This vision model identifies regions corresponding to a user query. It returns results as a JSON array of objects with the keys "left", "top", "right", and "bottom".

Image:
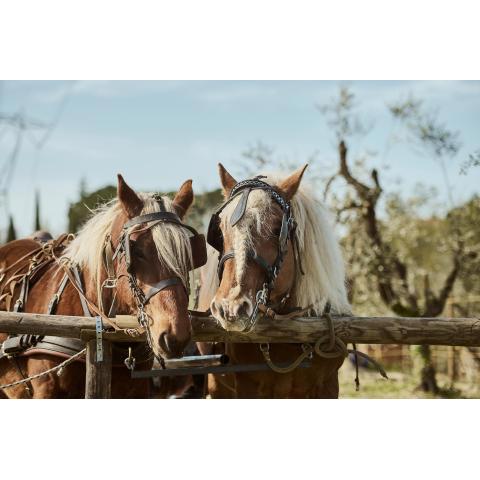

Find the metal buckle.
[
  {"left": 103, "top": 278, "right": 117, "bottom": 289},
  {"left": 13, "top": 299, "right": 23, "bottom": 312},
  {"left": 124, "top": 347, "right": 136, "bottom": 371},
  {"left": 95, "top": 316, "right": 103, "bottom": 362}
]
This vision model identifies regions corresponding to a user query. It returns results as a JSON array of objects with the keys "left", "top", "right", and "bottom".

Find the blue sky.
[{"left": 0, "top": 80, "right": 479, "bottom": 237}]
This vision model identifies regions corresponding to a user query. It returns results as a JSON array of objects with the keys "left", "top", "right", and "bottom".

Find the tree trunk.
[{"left": 417, "top": 344, "right": 439, "bottom": 394}]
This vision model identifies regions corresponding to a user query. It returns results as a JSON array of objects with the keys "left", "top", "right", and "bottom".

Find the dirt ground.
[{"left": 339, "top": 359, "right": 480, "bottom": 399}]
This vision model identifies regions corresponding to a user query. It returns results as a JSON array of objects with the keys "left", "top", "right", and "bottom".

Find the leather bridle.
[
  {"left": 103, "top": 198, "right": 207, "bottom": 365},
  {"left": 207, "top": 177, "right": 303, "bottom": 331}
]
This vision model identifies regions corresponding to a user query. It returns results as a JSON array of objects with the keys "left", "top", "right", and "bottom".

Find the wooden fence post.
[{"left": 85, "top": 339, "right": 112, "bottom": 399}]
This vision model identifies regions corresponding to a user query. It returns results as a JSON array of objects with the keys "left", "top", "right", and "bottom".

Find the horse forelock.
[{"left": 64, "top": 193, "right": 193, "bottom": 294}]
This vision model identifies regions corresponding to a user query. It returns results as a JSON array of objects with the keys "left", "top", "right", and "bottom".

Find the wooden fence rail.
[
  {"left": 1, "top": 311, "right": 479, "bottom": 346},
  {"left": 1, "top": 311, "right": 480, "bottom": 398}
]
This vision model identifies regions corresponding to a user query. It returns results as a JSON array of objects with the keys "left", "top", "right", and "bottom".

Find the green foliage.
[
  {"left": 460, "top": 150, "right": 480, "bottom": 175},
  {"left": 67, "top": 181, "right": 223, "bottom": 234},
  {"left": 389, "top": 95, "right": 461, "bottom": 158},
  {"left": 343, "top": 192, "right": 480, "bottom": 316},
  {"left": 68, "top": 184, "right": 117, "bottom": 233},
  {"left": 187, "top": 188, "right": 223, "bottom": 231}
]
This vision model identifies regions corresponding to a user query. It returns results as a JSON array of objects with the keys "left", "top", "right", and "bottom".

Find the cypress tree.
[
  {"left": 34, "top": 190, "right": 41, "bottom": 231},
  {"left": 7, "top": 216, "right": 17, "bottom": 242}
]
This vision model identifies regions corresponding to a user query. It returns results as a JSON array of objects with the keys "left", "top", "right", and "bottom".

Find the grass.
[{"left": 339, "top": 361, "right": 480, "bottom": 399}]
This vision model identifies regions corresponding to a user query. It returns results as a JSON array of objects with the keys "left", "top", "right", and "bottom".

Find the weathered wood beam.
[
  {"left": 1, "top": 311, "right": 480, "bottom": 347},
  {"left": 85, "top": 339, "right": 112, "bottom": 399},
  {"left": 191, "top": 315, "right": 480, "bottom": 347}
]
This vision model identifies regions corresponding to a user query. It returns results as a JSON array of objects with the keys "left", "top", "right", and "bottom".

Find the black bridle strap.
[
  {"left": 124, "top": 212, "right": 181, "bottom": 229},
  {"left": 218, "top": 250, "right": 275, "bottom": 281},
  {"left": 144, "top": 277, "right": 184, "bottom": 304},
  {"left": 123, "top": 211, "right": 199, "bottom": 236}
]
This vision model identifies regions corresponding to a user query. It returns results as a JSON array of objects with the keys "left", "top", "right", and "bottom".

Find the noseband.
[
  {"left": 207, "top": 177, "right": 302, "bottom": 331},
  {"left": 103, "top": 197, "right": 207, "bottom": 365}
]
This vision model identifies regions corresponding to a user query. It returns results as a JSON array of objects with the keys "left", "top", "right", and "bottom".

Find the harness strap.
[
  {"left": 217, "top": 251, "right": 235, "bottom": 278},
  {"left": 218, "top": 250, "right": 275, "bottom": 280},
  {"left": 55, "top": 262, "right": 120, "bottom": 330},
  {"left": 0, "top": 246, "right": 43, "bottom": 276},
  {"left": 13, "top": 275, "right": 29, "bottom": 312},
  {"left": 144, "top": 277, "right": 184, "bottom": 304},
  {"left": 47, "top": 273, "right": 69, "bottom": 315},
  {"left": 71, "top": 265, "right": 92, "bottom": 318}
]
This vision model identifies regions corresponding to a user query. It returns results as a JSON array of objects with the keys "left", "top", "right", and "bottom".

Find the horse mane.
[
  {"left": 64, "top": 193, "right": 193, "bottom": 292},
  {"left": 201, "top": 172, "right": 352, "bottom": 315}
]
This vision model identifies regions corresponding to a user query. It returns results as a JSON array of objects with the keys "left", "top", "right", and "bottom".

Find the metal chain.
[
  {"left": 259, "top": 312, "right": 387, "bottom": 385},
  {"left": 260, "top": 343, "right": 313, "bottom": 374},
  {"left": 0, "top": 348, "right": 87, "bottom": 391}
]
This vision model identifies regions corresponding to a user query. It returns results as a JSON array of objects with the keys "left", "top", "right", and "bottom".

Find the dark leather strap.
[
  {"left": 124, "top": 212, "right": 196, "bottom": 231},
  {"left": 144, "top": 277, "right": 184, "bottom": 304},
  {"left": 230, "top": 188, "right": 251, "bottom": 226},
  {"left": 13, "top": 275, "right": 29, "bottom": 312},
  {"left": 24, "top": 336, "right": 85, "bottom": 358},
  {"left": 217, "top": 251, "right": 274, "bottom": 280},
  {"left": 47, "top": 273, "right": 69, "bottom": 315},
  {"left": 217, "top": 252, "right": 235, "bottom": 278},
  {"left": 71, "top": 265, "right": 92, "bottom": 317}
]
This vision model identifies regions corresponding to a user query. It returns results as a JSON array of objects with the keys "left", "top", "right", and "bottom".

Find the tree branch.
[
  {"left": 425, "top": 256, "right": 460, "bottom": 316},
  {"left": 338, "top": 140, "right": 371, "bottom": 199}
]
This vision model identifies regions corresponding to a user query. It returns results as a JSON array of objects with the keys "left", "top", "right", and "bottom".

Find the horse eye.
[
  {"left": 271, "top": 225, "right": 282, "bottom": 237},
  {"left": 132, "top": 243, "right": 147, "bottom": 260}
]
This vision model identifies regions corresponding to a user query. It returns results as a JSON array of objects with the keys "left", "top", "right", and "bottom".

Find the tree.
[
  {"left": 6, "top": 216, "right": 16, "bottom": 242},
  {"left": 320, "top": 88, "right": 470, "bottom": 394},
  {"left": 460, "top": 150, "right": 480, "bottom": 175},
  {"left": 34, "top": 190, "right": 41, "bottom": 231},
  {"left": 68, "top": 183, "right": 117, "bottom": 233},
  {"left": 67, "top": 180, "right": 223, "bottom": 233}
]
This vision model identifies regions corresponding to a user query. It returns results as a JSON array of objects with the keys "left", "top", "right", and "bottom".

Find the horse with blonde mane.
[
  {"left": 197, "top": 164, "right": 351, "bottom": 398},
  {"left": 0, "top": 175, "right": 205, "bottom": 398}
]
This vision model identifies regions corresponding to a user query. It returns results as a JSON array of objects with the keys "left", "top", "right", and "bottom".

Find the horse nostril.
[
  {"left": 159, "top": 332, "right": 178, "bottom": 356},
  {"left": 216, "top": 302, "right": 225, "bottom": 320},
  {"left": 159, "top": 332, "right": 189, "bottom": 359},
  {"left": 236, "top": 301, "right": 250, "bottom": 318}
]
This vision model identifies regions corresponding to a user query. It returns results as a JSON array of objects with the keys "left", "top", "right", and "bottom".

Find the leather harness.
[
  {"left": 207, "top": 176, "right": 307, "bottom": 330},
  {"left": 0, "top": 196, "right": 208, "bottom": 370}
]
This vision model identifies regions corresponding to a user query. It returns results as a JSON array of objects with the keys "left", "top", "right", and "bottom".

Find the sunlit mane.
[
  {"left": 65, "top": 193, "right": 193, "bottom": 296},
  {"left": 201, "top": 173, "right": 352, "bottom": 315}
]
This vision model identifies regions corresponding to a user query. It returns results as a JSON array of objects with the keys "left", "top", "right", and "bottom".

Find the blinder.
[
  {"left": 207, "top": 212, "right": 223, "bottom": 253},
  {"left": 207, "top": 178, "right": 294, "bottom": 257},
  {"left": 122, "top": 211, "right": 207, "bottom": 274}
]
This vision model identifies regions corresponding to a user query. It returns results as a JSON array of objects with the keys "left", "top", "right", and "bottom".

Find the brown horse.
[
  {"left": 197, "top": 164, "right": 352, "bottom": 398},
  {"left": 0, "top": 174, "right": 204, "bottom": 399}
]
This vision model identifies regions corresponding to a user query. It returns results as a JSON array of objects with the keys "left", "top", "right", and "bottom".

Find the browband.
[
  {"left": 213, "top": 177, "right": 291, "bottom": 229},
  {"left": 124, "top": 211, "right": 199, "bottom": 236}
]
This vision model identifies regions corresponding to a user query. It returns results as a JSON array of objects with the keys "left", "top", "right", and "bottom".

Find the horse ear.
[
  {"left": 218, "top": 163, "right": 237, "bottom": 198},
  {"left": 117, "top": 174, "right": 143, "bottom": 218},
  {"left": 277, "top": 164, "right": 308, "bottom": 201},
  {"left": 173, "top": 179, "right": 194, "bottom": 220}
]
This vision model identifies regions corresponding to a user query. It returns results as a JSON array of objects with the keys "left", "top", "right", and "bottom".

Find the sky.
[{"left": 0, "top": 80, "right": 479, "bottom": 237}]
